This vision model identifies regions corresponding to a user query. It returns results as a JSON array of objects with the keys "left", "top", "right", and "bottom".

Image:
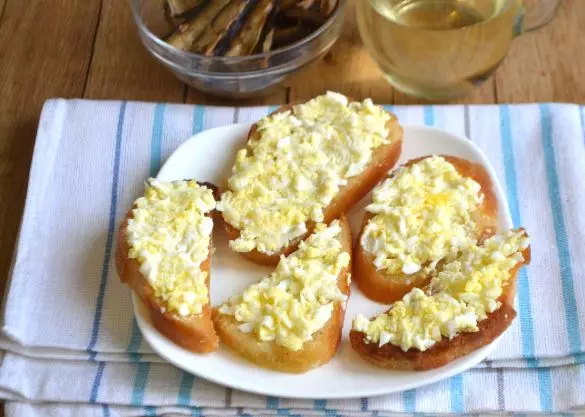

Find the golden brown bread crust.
[
  {"left": 353, "top": 155, "right": 499, "bottom": 304},
  {"left": 223, "top": 102, "right": 403, "bottom": 266},
  {"left": 350, "top": 303, "right": 516, "bottom": 371},
  {"left": 349, "top": 244, "right": 530, "bottom": 371},
  {"left": 213, "top": 216, "right": 353, "bottom": 373},
  {"left": 115, "top": 186, "right": 219, "bottom": 354}
]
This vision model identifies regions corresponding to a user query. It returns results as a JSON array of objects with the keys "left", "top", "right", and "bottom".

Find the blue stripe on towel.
[
  {"left": 403, "top": 389, "right": 416, "bottom": 412},
  {"left": 87, "top": 102, "right": 127, "bottom": 403},
  {"left": 539, "top": 103, "right": 582, "bottom": 355},
  {"left": 501, "top": 105, "right": 554, "bottom": 412},
  {"left": 149, "top": 103, "right": 167, "bottom": 177},
  {"left": 450, "top": 374, "right": 464, "bottom": 413},
  {"left": 360, "top": 397, "right": 369, "bottom": 411},
  {"left": 127, "top": 103, "right": 167, "bottom": 406},
  {"left": 87, "top": 101, "right": 127, "bottom": 359},
  {"left": 314, "top": 400, "right": 327, "bottom": 410},
  {"left": 89, "top": 361, "right": 106, "bottom": 403},
  {"left": 266, "top": 396, "right": 280, "bottom": 409},
  {"left": 178, "top": 372, "right": 195, "bottom": 406},
  {"left": 536, "top": 368, "right": 553, "bottom": 412},
  {"left": 150, "top": 103, "right": 166, "bottom": 177},
  {"left": 101, "top": 404, "right": 111, "bottom": 417},
  {"left": 500, "top": 105, "right": 537, "bottom": 360},
  {"left": 577, "top": 106, "right": 585, "bottom": 144},
  {"left": 192, "top": 105, "right": 205, "bottom": 135},
  {"left": 126, "top": 318, "right": 143, "bottom": 363},
  {"left": 131, "top": 362, "right": 151, "bottom": 405},
  {"left": 424, "top": 105, "right": 434, "bottom": 126}
]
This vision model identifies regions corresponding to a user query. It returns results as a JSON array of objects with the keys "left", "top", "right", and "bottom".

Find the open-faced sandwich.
[
  {"left": 354, "top": 155, "right": 498, "bottom": 304},
  {"left": 217, "top": 91, "right": 403, "bottom": 266},
  {"left": 214, "top": 218, "right": 352, "bottom": 373},
  {"left": 116, "top": 179, "right": 219, "bottom": 353},
  {"left": 350, "top": 228, "right": 530, "bottom": 370}
]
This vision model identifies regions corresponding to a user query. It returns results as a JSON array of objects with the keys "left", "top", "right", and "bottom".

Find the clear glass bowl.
[{"left": 132, "top": 0, "right": 348, "bottom": 99}]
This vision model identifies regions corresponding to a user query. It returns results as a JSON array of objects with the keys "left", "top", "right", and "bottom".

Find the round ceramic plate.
[{"left": 133, "top": 123, "right": 513, "bottom": 399}]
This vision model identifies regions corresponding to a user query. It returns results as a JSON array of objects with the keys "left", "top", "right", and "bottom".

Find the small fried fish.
[
  {"left": 319, "top": 0, "right": 337, "bottom": 16},
  {"left": 281, "top": 7, "right": 327, "bottom": 26},
  {"left": 165, "top": 0, "right": 231, "bottom": 50},
  {"left": 226, "top": 0, "right": 276, "bottom": 56},
  {"left": 260, "top": 28, "right": 274, "bottom": 52},
  {"left": 272, "top": 24, "right": 311, "bottom": 48},
  {"left": 166, "top": 0, "right": 206, "bottom": 17},
  {"left": 191, "top": 0, "right": 257, "bottom": 56}
]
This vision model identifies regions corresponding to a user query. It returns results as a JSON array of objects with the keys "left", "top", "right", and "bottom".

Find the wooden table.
[{"left": 0, "top": 0, "right": 584, "bottom": 412}]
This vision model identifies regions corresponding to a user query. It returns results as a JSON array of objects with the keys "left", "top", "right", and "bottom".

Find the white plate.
[{"left": 133, "top": 123, "right": 513, "bottom": 399}]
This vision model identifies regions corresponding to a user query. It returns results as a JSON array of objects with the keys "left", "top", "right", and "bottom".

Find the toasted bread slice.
[
  {"left": 213, "top": 216, "right": 352, "bottom": 373},
  {"left": 222, "top": 98, "right": 403, "bottom": 266},
  {"left": 115, "top": 181, "right": 219, "bottom": 353},
  {"left": 354, "top": 155, "right": 499, "bottom": 304},
  {"left": 350, "top": 232, "right": 530, "bottom": 371}
]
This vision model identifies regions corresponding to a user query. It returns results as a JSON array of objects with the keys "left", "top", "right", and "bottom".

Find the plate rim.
[
  {"left": 133, "top": 294, "right": 503, "bottom": 399},
  {"left": 134, "top": 123, "right": 513, "bottom": 399}
]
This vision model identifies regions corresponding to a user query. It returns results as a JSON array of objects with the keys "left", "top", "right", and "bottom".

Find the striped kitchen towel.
[{"left": 0, "top": 99, "right": 584, "bottom": 416}]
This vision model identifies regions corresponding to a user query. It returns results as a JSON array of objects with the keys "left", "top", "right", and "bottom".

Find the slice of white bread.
[
  {"left": 213, "top": 216, "right": 352, "bottom": 373},
  {"left": 350, "top": 229, "right": 530, "bottom": 371},
  {"left": 116, "top": 181, "right": 219, "bottom": 353},
  {"left": 354, "top": 155, "right": 499, "bottom": 304},
  {"left": 222, "top": 96, "right": 403, "bottom": 266}
]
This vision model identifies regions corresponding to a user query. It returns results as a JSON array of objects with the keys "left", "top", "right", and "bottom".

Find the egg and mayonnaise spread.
[
  {"left": 217, "top": 91, "right": 391, "bottom": 255},
  {"left": 361, "top": 155, "right": 484, "bottom": 276},
  {"left": 126, "top": 179, "right": 215, "bottom": 317},
  {"left": 218, "top": 220, "right": 350, "bottom": 351},
  {"left": 352, "top": 229, "right": 529, "bottom": 352}
]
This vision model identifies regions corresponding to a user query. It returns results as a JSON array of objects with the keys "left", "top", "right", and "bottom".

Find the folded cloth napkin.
[{"left": 1, "top": 99, "right": 584, "bottom": 416}]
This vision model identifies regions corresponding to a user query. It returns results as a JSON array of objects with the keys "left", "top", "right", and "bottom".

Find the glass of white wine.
[{"left": 356, "top": 0, "right": 562, "bottom": 100}]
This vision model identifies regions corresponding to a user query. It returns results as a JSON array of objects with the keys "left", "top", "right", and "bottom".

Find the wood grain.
[
  {"left": 185, "top": 86, "right": 287, "bottom": 106},
  {"left": 84, "top": 0, "right": 184, "bottom": 101},
  {"left": 496, "top": 0, "right": 585, "bottom": 102},
  {"left": 0, "top": 0, "right": 7, "bottom": 26},
  {"left": 287, "top": 0, "right": 394, "bottom": 103},
  {"left": 393, "top": 80, "right": 496, "bottom": 105},
  {"left": 0, "top": 2, "right": 101, "bottom": 409},
  {"left": 0, "top": 0, "right": 101, "bottom": 304}
]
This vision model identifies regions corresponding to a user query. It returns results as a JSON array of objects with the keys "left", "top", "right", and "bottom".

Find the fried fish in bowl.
[{"left": 132, "top": 0, "right": 347, "bottom": 98}]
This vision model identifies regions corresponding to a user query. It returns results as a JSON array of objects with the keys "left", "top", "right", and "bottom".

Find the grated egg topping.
[
  {"left": 361, "top": 155, "right": 484, "bottom": 276},
  {"left": 126, "top": 179, "right": 216, "bottom": 317},
  {"left": 217, "top": 91, "right": 391, "bottom": 255},
  {"left": 352, "top": 229, "right": 529, "bottom": 352},
  {"left": 218, "top": 220, "right": 350, "bottom": 351}
]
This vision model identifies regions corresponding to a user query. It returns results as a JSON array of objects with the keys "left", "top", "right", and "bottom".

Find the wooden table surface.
[{"left": 0, "top": 0, "right": 584, "bottom": 412}]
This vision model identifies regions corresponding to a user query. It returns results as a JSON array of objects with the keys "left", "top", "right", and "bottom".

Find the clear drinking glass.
[{"left": 356, "top": 0, "right": 562, "bottom": 100}]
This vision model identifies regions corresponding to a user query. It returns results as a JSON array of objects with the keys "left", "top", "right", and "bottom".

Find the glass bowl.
[{"left": 131, "top": 0, "right": 348, "bottom": 99}]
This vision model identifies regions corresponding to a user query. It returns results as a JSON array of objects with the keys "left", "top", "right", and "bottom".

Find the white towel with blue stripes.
[{"left": 1, "top": 99, "right": 584, "bottom": 416}]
